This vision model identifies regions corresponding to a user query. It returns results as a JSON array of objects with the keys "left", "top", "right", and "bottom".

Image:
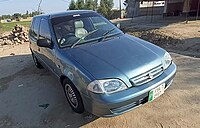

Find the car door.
[{"left": 38, "top": 18, "right": 57, "bottom": 74}]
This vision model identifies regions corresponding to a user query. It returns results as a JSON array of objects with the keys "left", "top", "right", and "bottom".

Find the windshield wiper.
[
  {"left": 71, "top": 29, "right": 98, "bottom": 48},
  {"left": 101, "top": 28, "right": 116, "bottom": 42}
]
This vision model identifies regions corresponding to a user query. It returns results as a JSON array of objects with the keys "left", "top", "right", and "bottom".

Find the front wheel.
[{"left": 63, "top": 79, "right": 84, "bottom": 114}]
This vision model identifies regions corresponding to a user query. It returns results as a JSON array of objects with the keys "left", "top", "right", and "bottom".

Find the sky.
[{"left": 0, "top": 0, "right": 123, "bottom": 16}]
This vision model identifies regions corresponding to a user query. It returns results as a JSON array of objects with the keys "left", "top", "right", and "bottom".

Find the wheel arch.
[
  {"left": 60, "top": 75, "right": 70, "bottom": 86},
  {"left": 60, "top": 75, "right": 85, "bottom": 114},
  {"left": 60, "top": 75, "right": 79, "bottom": 90}
]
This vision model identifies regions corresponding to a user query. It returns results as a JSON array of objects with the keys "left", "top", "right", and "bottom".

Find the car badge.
[{"left": 148, "top": 73, "right": 154, "bottom": 79}]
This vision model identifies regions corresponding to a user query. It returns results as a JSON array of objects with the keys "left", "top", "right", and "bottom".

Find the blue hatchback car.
[{"left": 29, "top": 10, "right": 176, "bottom": 117}]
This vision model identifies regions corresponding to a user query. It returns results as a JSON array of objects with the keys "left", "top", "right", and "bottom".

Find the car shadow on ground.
[{"left": 0, "top": 54, "right": 98, "bottom": 127}]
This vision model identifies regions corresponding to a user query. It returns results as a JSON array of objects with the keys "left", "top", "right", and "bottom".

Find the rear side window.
[
  {"left": 39, "top": 18, "right": 51, "bottom": 39},
  {"left": 29, "top": 18, "right": 35, "bottom": 37},
  {"left": 33, "top": 18, "right": 41, "bottom": 38},
  {"left": 30, "top": 17, "right": 41, "bottom": 39}
]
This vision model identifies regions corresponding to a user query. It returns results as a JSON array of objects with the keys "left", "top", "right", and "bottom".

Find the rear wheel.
[
  {"left": 63, "top": 79, "right": 84, "bottom": 114},
  {"left": 32, "top": 52, "right": 43, "bottom": 69}
]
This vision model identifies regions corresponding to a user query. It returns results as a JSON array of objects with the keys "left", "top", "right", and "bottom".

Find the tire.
[
  {"left": 63, "top": 79, "right": 84, "bottom": 114},
  {"left": 32, "top": 52, "right": 43, "bottom": 69}
]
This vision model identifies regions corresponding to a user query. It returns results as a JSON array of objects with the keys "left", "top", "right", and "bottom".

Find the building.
[
  {"left": 125, "top": 0, "right": 165, "bottom": 17},
  {"left": 125, "top": 0, "right": 200, "bottom": 18},
  {"left": 164, "top": 0, "right": 200, "bottom": 16}
]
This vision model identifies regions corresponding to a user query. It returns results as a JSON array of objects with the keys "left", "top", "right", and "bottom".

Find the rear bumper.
[{"left": 82, "top": 62, "right": 176, "bottom": 117}]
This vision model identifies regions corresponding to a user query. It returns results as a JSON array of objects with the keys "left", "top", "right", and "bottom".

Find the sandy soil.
[
  {"left": 0, "top": 43, "right": 199, "bottom": 128},
  {"left": 122, "top": 19, "right": 200, "bottom": 58},
  {"left": 0, "top": 18, "right": 200, "bottom": 127}
]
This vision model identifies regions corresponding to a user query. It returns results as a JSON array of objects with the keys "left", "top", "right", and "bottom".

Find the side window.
[
  {"left": 32, "top": 17, "right": 40, "bottom": 39},
  {"left": 29, "top": 18, "right": 35, "bottom": 37},
  {"left": 39, "top": 18, "right": 51, "bottom": 40}
]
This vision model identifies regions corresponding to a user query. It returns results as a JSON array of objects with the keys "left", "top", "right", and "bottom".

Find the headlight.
[
  {"left": 87, "top": 79, "right": 127, "bottom": 94},
  {"left": 163, "top": 52, "right": 172, "bottom": 69}
]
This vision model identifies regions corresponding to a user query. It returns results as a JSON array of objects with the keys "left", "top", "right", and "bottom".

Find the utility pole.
[
  {"left": 132, "top": 0, "right": 137, "bottom": 22},
  {"left": 151, "top": 0, "right": 154, "bottom": 22},
  {"left": 119, "top": 0, "right": 122, "bottom": 18},
  {"left": 146, "top": 0, "right": 149, "bottom": 19},
  {"left": 185, "top": 0, "right": 191, "bottom": 24},
  {"left": 37, "top": 0, "right": 43, "bottom": 15},
  {"left": 196, "top": 0, "right": 200, "bottom": 20}
]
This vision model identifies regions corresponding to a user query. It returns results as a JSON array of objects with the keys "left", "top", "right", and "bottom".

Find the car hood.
[{"left": 68, "top": 34, "right": 163, "bottom": 82}]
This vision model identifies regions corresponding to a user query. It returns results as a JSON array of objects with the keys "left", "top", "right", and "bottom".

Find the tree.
[
  {"left": 69, "top": 0, "right": 77, "bottom": 10},
  {"left": 26, "top": 10, "right": 29, "bottom": 16},
  {"left": 1, "top": 15, "right": 11, "bottom": 20},
  {"left": 85, "top": 0, "right": 95, "bottom": 10},
  {"left": 93, "top": 0, "right": 98, "bottom": 11},
  {"left": 22, "top": 14, "right": 27, "bottom": 19},
  {"left": 68, "top": 0, "right": 98, "bottom": 11},
  {"left": 13, "top": 13, "right": 21, "bottom": 21},
  {"left": 98, "top": 0, "right": 114, "bottom": 19},
  {"left": 76, "top": 0, "right": 85, "bottom": 9},
  {"left": 29, "top": 11, "right": 40, "bottom": 17}
]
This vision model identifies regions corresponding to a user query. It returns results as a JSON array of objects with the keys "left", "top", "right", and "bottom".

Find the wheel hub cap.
[{"left": 65, "top": 84, "right": 78, "bottom": 108}]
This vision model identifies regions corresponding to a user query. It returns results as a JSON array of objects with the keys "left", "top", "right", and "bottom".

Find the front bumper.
[{"left": 82, "top": 62, "right": 176, "bottom": 117}]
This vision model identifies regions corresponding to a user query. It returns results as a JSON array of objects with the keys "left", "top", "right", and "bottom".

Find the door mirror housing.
[{"left": 37, "top": 39, "right": 52, "bottom": 49}]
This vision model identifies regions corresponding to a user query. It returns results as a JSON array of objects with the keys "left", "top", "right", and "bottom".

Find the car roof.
[{"left": 33, "top": 10, "right": 95, "bottom": 19}]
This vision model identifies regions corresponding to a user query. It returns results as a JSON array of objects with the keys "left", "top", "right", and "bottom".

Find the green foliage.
[
  {"left": 68, "top": 0, "right": 98, "bottom": 11},
  {"left": 76, "top": 0, "right": 85, "bottom": 9},
  {"left": 93, "top": 0, "right": 98, "bottom": 10},
  {"left": 85, "top": 0, "right": 95, "bottom": 10},
  {"left": 0, "top": 21, "right": 31, "bottom": 33},
  {"left": 69, "top": 0, "right": 77, "bottom": 10},
  {"left": 0, "top": 15, "right": 12, "bottom": 20},
  {"left": 0, "top": 11, "right": 42, "bottom": 21},
  {"left": 68, "top": 0, "right": 114, "bottom": 19},
  {"left": 98, "top": 0, "right": 114, "bottom": 19},
  {"left": 22, "top": 14, "right": 28, "bottom": 19},
  {"left": 13, "top": 13, "right": 21, "bottom": 19}
]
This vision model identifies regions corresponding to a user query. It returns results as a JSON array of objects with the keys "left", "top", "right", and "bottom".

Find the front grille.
[{"left": 130, "top": 64, "right": 163, "bottom": 86}]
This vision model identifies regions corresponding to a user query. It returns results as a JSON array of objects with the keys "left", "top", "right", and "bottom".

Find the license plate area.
[{"left": 148, "top": 83, "right": 165, "bottom": 102}]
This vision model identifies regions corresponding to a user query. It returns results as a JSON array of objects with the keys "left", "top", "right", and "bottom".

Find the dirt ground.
[
  {"left": 120, "top": 17, "right": 200, "bottom": 58},
  {"left": 0, "top": 17, "right": 200, "bottom": 128}
]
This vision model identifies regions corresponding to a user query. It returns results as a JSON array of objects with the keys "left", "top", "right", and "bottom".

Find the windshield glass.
[{"left": 51, "top": 12, "right": 122, "bottom": 48}]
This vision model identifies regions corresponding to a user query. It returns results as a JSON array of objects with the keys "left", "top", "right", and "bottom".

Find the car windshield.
[{"left": 51, "top": 12, "right": 122, "bottom": 48}]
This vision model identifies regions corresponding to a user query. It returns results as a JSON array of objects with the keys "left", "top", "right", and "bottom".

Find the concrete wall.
[
  {"left": 125, "top": 0, "right": 140, "bottom": 18},
  {"left": 163, "top": 0, "right": 199, "bottom": 16},
  {"left": 125, "top": 0, "right": 199, "bottom": 18},
  {"left": 138, "top": 6, "right": 164, "bottom": 16},
  {"left": 166, "top": 2, "right": 184, "bottom": 16},
  {"left": 125, "top": 0, "right": 164, "bottom": 18}
]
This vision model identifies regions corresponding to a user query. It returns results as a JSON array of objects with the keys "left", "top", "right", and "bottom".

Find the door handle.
[{"left": 38, "top": 47, "right": 40, "bottom": 51}]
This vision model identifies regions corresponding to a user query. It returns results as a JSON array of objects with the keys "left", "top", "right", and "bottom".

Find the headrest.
[{"left": 75, "top": 20, "right": 84, "bottom": 28}]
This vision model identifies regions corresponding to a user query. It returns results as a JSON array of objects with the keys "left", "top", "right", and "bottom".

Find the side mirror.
[
  {"left": 37, "top": 39, "right": 52, "bottom": 49},
  {"left": 113, "top": 22, "right": 121, "bottom": 29}
]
